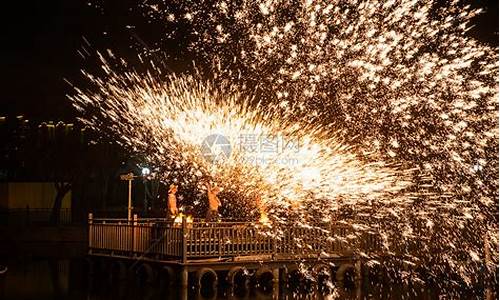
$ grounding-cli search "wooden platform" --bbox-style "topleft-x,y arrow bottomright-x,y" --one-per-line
87,214 -> 379,287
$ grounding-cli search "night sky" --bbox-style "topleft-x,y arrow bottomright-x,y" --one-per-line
1,0 -> 498,121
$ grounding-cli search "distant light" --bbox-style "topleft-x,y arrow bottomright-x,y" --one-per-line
141,167 -> 151,176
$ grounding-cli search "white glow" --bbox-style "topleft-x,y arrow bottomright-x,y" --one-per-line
141,167 -> 151,176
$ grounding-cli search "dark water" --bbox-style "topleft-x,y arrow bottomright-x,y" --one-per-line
0,256 -> 496,300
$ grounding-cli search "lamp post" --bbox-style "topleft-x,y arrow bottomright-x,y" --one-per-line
120,172 -> 135,222
120,167 -> 153,221
141,167 -> 151,216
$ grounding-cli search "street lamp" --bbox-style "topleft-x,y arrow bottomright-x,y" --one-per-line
141,167 -> 151,176
142,167 -> 150,216
119,172 -> 135,222
121,166 -> 154,221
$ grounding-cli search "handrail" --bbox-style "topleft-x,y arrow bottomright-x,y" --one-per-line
91,218 -> 258,227
87,212 -> 379,262
92,217 -> 254,223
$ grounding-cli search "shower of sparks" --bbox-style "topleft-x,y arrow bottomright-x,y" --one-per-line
76,0 -> 497,291
70,57 -> 411,213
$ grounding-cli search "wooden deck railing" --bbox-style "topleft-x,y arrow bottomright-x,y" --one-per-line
88,214 -> 377,261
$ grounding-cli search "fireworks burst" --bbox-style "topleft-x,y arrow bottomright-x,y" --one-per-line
73,0 -> 498,291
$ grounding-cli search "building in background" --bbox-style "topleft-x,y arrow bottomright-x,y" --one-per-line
0,115 -> 129,225
0,182 -> 71,225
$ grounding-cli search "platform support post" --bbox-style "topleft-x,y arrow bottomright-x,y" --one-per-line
272,268 -> 280,285
280,267 -> 288,286
180,267 -> 188,287
180,285 -> 188,300
355,259 -> 362,281
273,268 -> 280,299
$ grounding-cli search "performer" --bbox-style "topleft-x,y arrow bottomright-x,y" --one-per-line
205,182 -> 221,222
255,194 -> 262,210
167,184 -> 178,219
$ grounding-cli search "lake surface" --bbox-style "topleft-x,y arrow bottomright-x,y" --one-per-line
0,255 -> 496,300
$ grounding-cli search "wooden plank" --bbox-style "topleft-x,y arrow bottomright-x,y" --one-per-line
233,254 -> 273,261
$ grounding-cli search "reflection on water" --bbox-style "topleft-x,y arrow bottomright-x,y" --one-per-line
0,257 -> 497,300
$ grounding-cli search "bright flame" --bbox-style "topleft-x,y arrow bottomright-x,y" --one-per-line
259,212 -> 270,226
173,213 -> 193,225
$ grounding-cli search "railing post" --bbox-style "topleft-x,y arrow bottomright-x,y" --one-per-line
218,228 -> 222,257
133,214 -> 138,255
272,236 -> 277,259
182,217 -> 187,263
88,213 -> 93,253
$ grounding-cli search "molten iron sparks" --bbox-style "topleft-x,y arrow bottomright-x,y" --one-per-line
70,60 -> 410,212
74,0 -> 498,290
